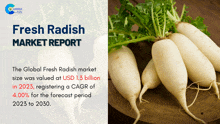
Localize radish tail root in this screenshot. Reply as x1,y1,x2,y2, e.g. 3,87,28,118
77,97,86,114
141,99,149,104
184,106,206,124
139,85,149,103
188,81,212,91
188,84,199,108
187,81,200,89
179,95,206,123
212,81,220,99
181,100,206,123
129,98,141,124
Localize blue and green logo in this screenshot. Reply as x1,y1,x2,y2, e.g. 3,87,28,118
5,4,22,14
5,4,15,14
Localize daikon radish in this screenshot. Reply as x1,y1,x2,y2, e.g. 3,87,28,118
139,59,160,103
108,46,141,124
169,33,219,98
78,34,108,113
38,46,80,124
152,39,205,123
176,22,220,72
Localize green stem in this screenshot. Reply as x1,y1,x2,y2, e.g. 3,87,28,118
125,5,145,25
173,21,178,32
167,11,178,23
151,4,158,36
109,29,144,36
108,16,118,42
143,25,153,36
128,17,143,28
108,36,155,50
128,17,153,37
180,4,186,21
124,17,128,27
163,13,166,37
175,9,180,21
126,10,153,35
171,0,175,15
108,16,117,36
168,0,181,22
155,13,161,37
108,16,114,30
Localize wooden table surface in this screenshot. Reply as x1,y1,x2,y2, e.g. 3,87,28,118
108,0,220,123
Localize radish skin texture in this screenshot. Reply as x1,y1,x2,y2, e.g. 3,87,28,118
152,39,206,123
78,34,108,114
169,33,219,98
139,59,161,103
177,22,220,72
38,47,80,124
108,46,141,124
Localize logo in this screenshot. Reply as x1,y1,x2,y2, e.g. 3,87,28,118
5,4,22,14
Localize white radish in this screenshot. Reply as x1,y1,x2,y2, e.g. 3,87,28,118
108,46,141,124
176,22,220,72
139,59,161,103
78,34,108,114
152,39,205,123
169,33,219,98
38,46,80,124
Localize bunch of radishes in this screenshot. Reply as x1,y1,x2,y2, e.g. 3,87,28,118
108,1,220,124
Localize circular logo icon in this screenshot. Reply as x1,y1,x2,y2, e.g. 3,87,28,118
5,4,15,14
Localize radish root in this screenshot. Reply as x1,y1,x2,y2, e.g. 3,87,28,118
129,98,140,124
141,99,149,104
184,107,206,124
188,84,199,108
139,85,150,103
77,97,86,114
187,81,219,99
179,96,206,124
187,81,202,89
188,81,212,91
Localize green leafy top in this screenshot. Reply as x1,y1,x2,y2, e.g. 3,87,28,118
108,0,210,52
108,11,155,52
108,0,174,52
167,0,210,36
